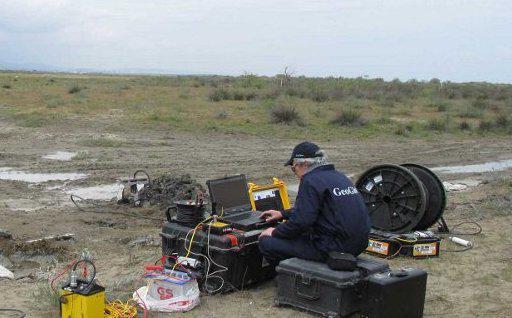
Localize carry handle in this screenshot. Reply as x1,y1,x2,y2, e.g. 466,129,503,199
165,206,177,222
294,274,320,301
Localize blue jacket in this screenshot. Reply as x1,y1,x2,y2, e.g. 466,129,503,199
273,164,371,255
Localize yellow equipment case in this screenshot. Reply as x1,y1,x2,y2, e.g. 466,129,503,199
60,280,105,318
248,177,291,211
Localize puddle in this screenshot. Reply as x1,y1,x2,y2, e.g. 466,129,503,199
432,159,512,174
66,183,123,201
42,151,77,161
3,199,44,212
0,167,87,183
443,179,483,192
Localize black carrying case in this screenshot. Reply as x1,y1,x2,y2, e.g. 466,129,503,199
160,221,274,293
363,268,427,318
275,257,390,318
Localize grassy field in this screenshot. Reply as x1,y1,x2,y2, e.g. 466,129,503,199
1,71,511,140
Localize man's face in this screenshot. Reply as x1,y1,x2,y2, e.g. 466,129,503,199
291,160,308,179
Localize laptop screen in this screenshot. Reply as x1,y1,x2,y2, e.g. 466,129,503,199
207,175,252,214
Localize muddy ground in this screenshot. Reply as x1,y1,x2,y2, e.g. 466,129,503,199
1,116,512,317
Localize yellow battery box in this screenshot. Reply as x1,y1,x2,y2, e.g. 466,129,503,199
248,177,291,212
60,281,105,318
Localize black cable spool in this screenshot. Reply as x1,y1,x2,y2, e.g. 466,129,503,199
355,164,427,233
171,199,207,227
401,163,446,230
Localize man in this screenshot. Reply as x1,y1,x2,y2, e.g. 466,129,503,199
258,141,371,267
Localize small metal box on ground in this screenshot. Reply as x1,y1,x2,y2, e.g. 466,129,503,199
363,268,428,318
60,281,105,318
275,257,389,318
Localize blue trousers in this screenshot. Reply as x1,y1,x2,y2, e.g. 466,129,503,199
258,235,328,267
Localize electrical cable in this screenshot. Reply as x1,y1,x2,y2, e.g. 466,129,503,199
70,194,162,221
104,300,138,318
0,309,26,318
435,221,482,253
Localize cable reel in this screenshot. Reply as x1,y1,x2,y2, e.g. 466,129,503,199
355,164,446,233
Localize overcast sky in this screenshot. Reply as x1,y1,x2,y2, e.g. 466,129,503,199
0,0,511,82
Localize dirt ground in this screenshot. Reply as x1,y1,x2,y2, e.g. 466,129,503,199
1,115,512,317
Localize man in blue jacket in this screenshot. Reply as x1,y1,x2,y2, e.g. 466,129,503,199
258,141,371,267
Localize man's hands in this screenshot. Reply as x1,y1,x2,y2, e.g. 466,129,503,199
259,227,275,237
259,209,283,222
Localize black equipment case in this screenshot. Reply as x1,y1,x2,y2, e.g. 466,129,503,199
275,257,389,318
276,257,427,318
160,221,274,293
363,268,428,318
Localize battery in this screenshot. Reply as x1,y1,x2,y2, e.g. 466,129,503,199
365,230,440,259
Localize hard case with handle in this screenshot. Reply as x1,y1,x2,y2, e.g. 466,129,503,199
275,257,389,318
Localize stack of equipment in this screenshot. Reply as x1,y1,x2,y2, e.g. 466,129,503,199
161,175,289,293
275,257,427,318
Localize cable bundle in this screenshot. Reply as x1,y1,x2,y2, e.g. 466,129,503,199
104,300,138,318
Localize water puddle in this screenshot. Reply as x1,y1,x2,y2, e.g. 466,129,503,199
431,159,512,174
3,199,44,212
0,167,87,183
42,151,77,161
66,183,123,201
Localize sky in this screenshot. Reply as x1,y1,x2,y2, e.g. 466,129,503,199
0,0,511,83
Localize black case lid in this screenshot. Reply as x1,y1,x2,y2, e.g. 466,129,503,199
276,257,389,282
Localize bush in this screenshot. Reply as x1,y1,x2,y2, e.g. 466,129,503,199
2,84,11,89
270,104,303,125
472,98,489,110
437,102,449,112
478,120,493,131
395,124,413,136
232,89,257,101
284,86,308,98
458,106,483,119
331,109,366,127
496,114,510,128
459,121,471,131
209,87,231,102
215,110,228,119
310,87,329,102
427,118,446,132
68,85,83,94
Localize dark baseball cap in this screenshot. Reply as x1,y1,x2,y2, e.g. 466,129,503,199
284,141,323,166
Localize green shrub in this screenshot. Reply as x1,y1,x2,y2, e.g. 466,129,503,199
209,87,231,102
496,114,510,128
437,102,449,112
270,104,303,125
459,121,471,131
68,85,83,94
232,89,257,101
284,86,308,98
395,124,413,136
216,110,228,119
427,118,446,132
331,109,366,127
458,105,483,118
472,98,489,110
2,84,11,89
310,87,329,102
478,120,493,131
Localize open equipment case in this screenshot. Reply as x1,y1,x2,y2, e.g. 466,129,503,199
160,176,291,293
